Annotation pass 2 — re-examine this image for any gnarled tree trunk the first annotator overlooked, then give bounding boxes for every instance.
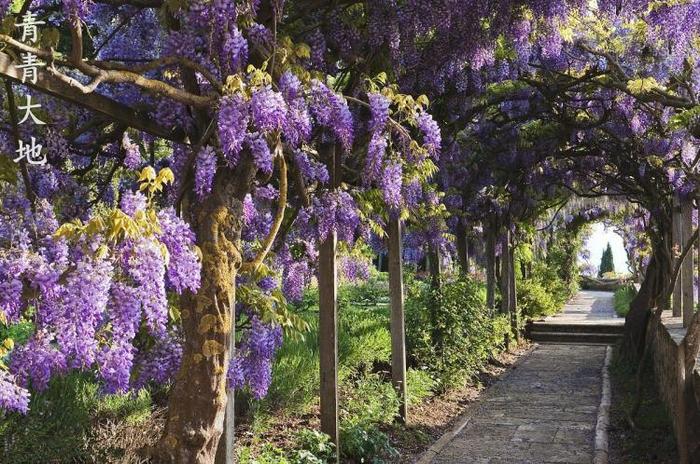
[152,162,256,463]
[623,237,671,360]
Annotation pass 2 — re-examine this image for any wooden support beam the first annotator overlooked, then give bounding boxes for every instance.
[318,141,339,459]
[681,198,694,328]
[319,231,339,455]
[387,216,408,423]
[499,233,510,317]
[465,237,472,275]
[455,222,468,274]
[673,195,683,318]
[486,227,496,311]
[428,245,442,289]
[508,237,518,340]
[215,337,236,464]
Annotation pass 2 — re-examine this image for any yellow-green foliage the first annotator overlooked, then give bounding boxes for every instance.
[517,279,560,320]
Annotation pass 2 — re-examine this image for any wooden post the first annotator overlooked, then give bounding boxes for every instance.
[223,334,236,463]
[681,198,694,328]
[673,194,683,317]
[318,141,339,458]
[455,222,468,275]
[499,232,510,317]
[428,245,442,289]
[319,232,339,455]
[509,238,518,340]
[486,226,496,311]
[387,217,408,423]
[677,343,689,464]
[465,237,472,275]
[215,314,236,464]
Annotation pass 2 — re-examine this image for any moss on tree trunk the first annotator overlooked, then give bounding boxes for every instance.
[151,162,256,463]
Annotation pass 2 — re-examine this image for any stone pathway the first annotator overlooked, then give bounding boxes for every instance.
[421,292,615,464]
[541,290,623,325]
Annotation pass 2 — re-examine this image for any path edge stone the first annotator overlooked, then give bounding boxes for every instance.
[593,345,612,464]
[413,344,537,464]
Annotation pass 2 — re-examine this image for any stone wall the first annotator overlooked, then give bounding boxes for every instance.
[649,311,700,464]
[651,312,685,426]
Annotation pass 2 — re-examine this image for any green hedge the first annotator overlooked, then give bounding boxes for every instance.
[613,284,637,317]
[406,276,510,390]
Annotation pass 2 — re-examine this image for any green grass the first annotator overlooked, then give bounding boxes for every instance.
[0,373,153,463]
[262,275,394,417]
[613,284,637,317]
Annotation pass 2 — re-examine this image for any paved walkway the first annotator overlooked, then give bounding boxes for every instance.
[422,291,615,464]
[541,290,623,326]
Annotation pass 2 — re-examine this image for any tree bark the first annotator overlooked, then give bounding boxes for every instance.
[623,230,672,360]
[152,161,256,463]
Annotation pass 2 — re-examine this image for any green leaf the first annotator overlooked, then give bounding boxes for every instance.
[0,156,18,184]
[627,77,663,95]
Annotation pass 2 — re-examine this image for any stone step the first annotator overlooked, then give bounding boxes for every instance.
[529,331,622,345]
[530,322,624,334]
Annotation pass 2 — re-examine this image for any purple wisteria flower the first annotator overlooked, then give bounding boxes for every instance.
[195,146,217,200]
[222,27,248,72]
[0,371,30,414]
[251,87,288,133]
[365,133,387,184]
[381,161,402,209]
[368,92,390,133]
[417,111,441,157]
[122,133,141,169]
[218,95,249,166]
[309,80,354,151]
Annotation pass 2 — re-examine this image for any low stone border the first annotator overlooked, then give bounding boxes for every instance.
[593,345,612,464]
[413,344,537,464]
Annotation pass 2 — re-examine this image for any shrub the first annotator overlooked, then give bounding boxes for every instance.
[406,277,510,390]
[541,263,573,305]
[341,373,399,427]
[294,429,336,462]
[340,424,398,464]
[614,283,637,317]
[339,274,390,308]
[338,304,391,382]
[517,278,559,320]
[406,369,436,405]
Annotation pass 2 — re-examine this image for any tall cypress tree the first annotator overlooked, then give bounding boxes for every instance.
[598,242,615,277]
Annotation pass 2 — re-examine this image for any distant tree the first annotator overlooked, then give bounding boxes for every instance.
[599,243,615,277]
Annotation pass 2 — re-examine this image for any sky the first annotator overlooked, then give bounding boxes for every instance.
[579,222,629,275]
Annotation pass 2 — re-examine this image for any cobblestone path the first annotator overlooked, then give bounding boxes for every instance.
[422,291,614,464]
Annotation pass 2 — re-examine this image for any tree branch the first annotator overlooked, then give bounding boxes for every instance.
[240,150,288,274]
[0,51,185,142]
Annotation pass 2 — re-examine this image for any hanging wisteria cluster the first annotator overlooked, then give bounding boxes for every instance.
[0,183,200,409]
[0,2,699,461]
